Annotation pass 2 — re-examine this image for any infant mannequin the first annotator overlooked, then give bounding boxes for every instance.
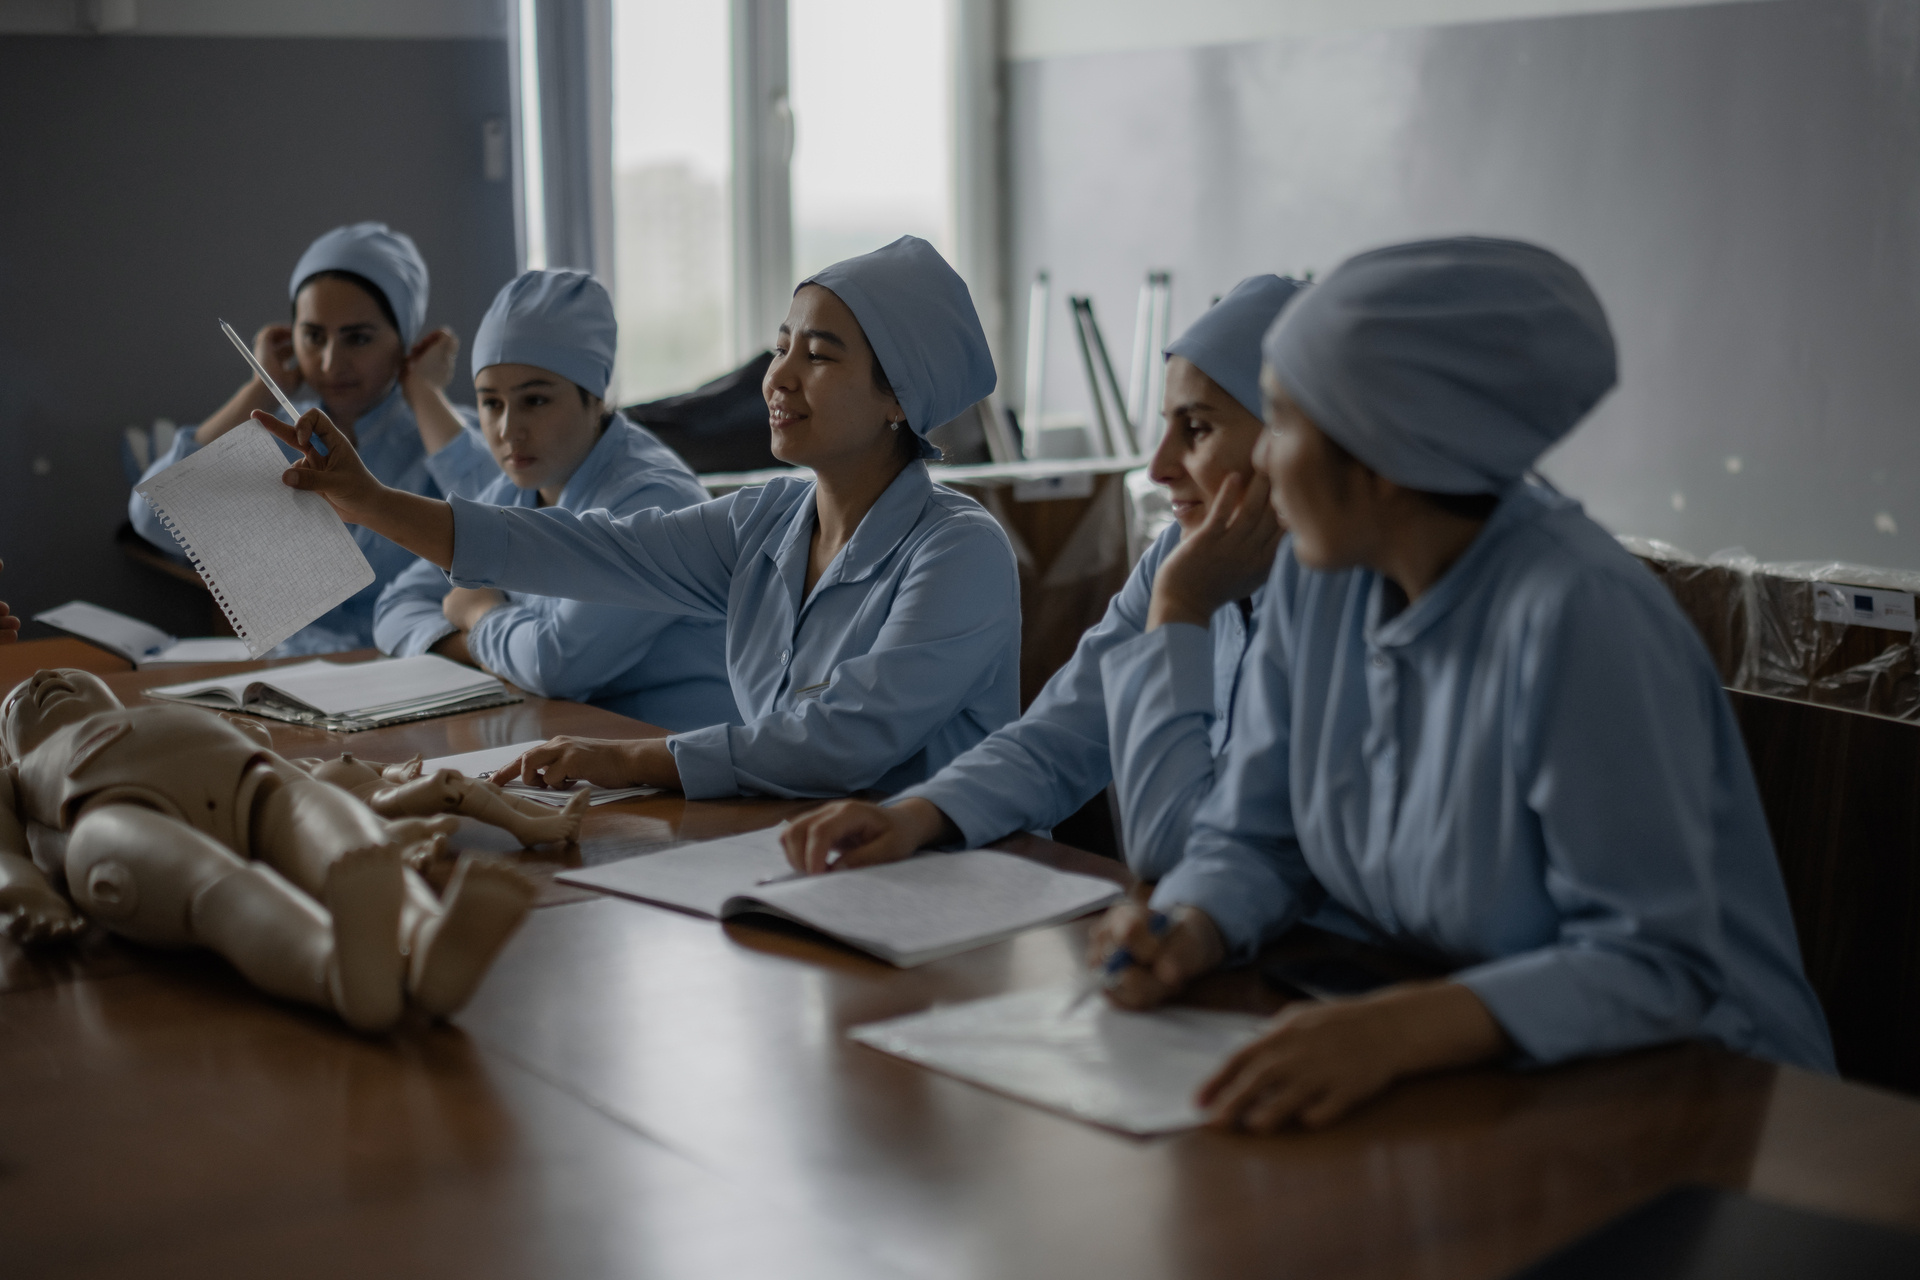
[0,669,540,1031]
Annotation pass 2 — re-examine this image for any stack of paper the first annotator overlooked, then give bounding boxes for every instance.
[849,988,1270,1135]
[145,653,519,731]
[421,741,661,807]
[558,827,1125,967]
[34,601,253,666]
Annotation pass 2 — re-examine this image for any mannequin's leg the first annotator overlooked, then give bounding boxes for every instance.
[248,767,394,900]
[66,804,403,1029]
[451,780,590,847]
[407,857,537,1018]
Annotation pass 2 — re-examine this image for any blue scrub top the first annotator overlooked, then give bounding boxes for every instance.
[445,460,1021,799]
[128,384,480,655]
[894,521,1259,878]
[373,415,738,734]
[1155,483,1835,1073]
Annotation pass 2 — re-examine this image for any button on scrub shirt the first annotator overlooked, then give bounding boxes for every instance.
[1156,483,1835,1072]
[374,415,738,733]
[128,385,480,656]
[446,460,1021,799]
[894,521,1258,878]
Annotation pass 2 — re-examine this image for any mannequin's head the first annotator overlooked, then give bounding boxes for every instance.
[1,670,121,763]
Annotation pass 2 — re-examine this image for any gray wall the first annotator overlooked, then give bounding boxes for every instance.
[1008,0,1920,567]
[0,34,516,635]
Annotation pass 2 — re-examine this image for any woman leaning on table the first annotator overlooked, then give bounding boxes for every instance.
[782,275,1303,880]
[1093,237,1834,1134]
[127,222,487,656]
[257,236,1022,801]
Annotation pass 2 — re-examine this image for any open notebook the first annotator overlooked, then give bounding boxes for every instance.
[133,422,373,656]
[146,653,519,731]
[35,601,252,666]
[557,826,1125,967]
[421,741,661,807]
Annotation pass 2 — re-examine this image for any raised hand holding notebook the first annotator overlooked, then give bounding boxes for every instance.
[557,827,1125,967]
[133,422,372,656]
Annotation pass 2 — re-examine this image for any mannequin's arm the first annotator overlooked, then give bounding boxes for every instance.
[0,776,82,943]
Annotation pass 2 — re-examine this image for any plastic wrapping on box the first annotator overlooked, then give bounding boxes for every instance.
[1624,536,1920,721]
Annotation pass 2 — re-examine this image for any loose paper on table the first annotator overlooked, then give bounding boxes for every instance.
[850,987,1270,1136]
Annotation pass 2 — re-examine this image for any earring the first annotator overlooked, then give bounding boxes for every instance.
[889,421,902,431]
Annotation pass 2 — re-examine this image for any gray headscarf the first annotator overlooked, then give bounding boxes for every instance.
[1165,274,1305,419]
[799,236,995,460]
[1261,237,1616,494]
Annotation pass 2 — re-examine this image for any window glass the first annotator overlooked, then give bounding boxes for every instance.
[789,0,952,283]
[611,0,734,401]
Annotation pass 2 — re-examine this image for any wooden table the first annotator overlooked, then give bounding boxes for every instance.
[3,658,1919,1278]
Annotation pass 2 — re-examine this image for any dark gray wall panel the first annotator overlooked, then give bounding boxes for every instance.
[1008,0,1920,567]
[0,34,514,634]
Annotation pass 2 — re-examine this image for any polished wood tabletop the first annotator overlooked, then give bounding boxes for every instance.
[3,653,1919,1278]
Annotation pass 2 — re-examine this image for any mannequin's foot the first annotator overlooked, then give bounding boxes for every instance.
[407,857,535,1018]
[556,788,590,844]
[324,845,406,1032]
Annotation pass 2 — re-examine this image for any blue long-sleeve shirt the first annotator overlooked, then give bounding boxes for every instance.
[128,384,481,655]
[892,522,1259,877]
[373,415,739,733]
[1155,483,1835,1072]
[446,460,1021,799]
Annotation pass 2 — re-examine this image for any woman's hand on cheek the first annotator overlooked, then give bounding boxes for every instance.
[442,586,506,632]
[404,327,461,394]
[254,324,301,395]
[1146,472,1286,630]
[258,408,384,523]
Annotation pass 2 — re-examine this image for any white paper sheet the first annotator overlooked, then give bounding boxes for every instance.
[421,741,661,805]
[144,637,254,665]
[849,987,1270,1136]
[34,600,173,663]
[558,826,792,918]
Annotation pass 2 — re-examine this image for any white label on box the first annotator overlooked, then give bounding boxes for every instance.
[1012,472,1096,502]
[1811,582,1917,632]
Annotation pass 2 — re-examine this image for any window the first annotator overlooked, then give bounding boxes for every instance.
[788,0,952,283]
[610,0,734,401]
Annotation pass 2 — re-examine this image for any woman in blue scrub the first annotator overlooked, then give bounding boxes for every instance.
[373,270,738,732]
[259,236,1020,799]
[781,276,1302,877]
[128,222,483,655]
[1096,238,1833,1133]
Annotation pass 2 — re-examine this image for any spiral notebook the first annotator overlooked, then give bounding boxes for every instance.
[134,423,373,656]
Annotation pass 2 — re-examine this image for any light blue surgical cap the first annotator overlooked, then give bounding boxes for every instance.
[472,270,617,399]
[798,236,995,460]
[1166,274,1305,419]
[1262,237,1616,494]
[289,222,430,344]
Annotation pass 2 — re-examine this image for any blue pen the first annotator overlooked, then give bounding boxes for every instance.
[1064,910,1170,1017]
[221,319,328,456]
